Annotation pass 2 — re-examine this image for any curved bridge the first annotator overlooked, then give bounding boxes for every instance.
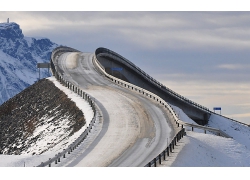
[46,46,232,167]
[95,48,210,125]
[50,46,180,167]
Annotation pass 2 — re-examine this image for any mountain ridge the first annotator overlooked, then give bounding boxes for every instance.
[0,22,58,105]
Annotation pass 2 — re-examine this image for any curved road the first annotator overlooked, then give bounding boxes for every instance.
[54,52,178,167]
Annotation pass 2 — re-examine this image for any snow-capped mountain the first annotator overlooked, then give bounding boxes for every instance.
[0,22,58,105]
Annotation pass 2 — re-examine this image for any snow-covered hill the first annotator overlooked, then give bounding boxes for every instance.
[0,77,94,167]
[160,105,250,167]
[0,22,58,105]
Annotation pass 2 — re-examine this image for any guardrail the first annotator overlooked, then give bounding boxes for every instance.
[36,47,100,167]
[144,128,186,167]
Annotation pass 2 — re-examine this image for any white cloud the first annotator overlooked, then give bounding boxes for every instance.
[217,64,250,70]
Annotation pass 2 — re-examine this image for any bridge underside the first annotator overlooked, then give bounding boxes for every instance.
[97,56,210,125]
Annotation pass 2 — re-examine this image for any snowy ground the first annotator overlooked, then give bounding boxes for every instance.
[160,105,250,167]
[1,78,249,167]
[0,76,94,167]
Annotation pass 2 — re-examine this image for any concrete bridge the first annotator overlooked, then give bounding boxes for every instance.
[95,47,211,125]
[42,45,232,167]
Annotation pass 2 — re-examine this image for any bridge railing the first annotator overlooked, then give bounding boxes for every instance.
[144,128,186,167]
[37,47,100,167]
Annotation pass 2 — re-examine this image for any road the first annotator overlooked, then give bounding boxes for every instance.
[54,51,178,167]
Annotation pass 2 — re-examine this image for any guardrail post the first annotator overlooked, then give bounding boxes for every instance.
[192,127,194,131]
[163,150,166,160]
[169,143,172,153]
[154,158,157,167]
[167,147,169,156]
[159,154,161,164]
[49,158,51,167]
[204,130,206,134]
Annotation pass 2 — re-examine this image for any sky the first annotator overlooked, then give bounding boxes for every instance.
[0,1,250,124]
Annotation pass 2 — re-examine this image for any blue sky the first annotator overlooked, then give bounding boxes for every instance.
[1,3,250,124]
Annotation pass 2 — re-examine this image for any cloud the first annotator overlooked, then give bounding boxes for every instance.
[217,64,250,70]
[2,12,250,51]
[227,113,250,119]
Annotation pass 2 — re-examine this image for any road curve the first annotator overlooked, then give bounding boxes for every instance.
[54,51,178,167]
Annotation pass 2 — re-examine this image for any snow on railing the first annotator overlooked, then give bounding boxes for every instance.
[37,47,100,167]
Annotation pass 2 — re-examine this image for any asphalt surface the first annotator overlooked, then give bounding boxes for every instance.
[54,52,178,167]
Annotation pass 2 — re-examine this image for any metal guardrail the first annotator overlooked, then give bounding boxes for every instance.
[36,47,100,167]
[144,128,186,167]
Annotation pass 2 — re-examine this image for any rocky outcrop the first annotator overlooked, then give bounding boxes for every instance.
[0,79,85,155]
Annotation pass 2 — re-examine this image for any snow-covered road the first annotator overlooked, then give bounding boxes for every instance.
[54,52,177,166]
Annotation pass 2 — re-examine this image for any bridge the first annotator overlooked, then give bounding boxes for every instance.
[40,46,232,167]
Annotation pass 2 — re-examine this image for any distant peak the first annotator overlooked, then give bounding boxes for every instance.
[0,22,23,39]
[0,22,19,27]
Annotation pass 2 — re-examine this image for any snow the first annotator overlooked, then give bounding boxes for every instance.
[160,103,250,167]
[0,76,94,167]
[208,113,250,150]
[23,37,33,47]
[163,131,250,167]
[0,22,15,28]
[48,76,94,128]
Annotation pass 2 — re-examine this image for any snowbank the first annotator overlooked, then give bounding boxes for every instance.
[170,131,250,167]
[208,113,250,149]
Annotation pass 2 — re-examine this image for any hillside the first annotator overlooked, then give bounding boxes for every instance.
[0,78,87,155]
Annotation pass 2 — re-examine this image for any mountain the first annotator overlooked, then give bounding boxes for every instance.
[0,22,58,105]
